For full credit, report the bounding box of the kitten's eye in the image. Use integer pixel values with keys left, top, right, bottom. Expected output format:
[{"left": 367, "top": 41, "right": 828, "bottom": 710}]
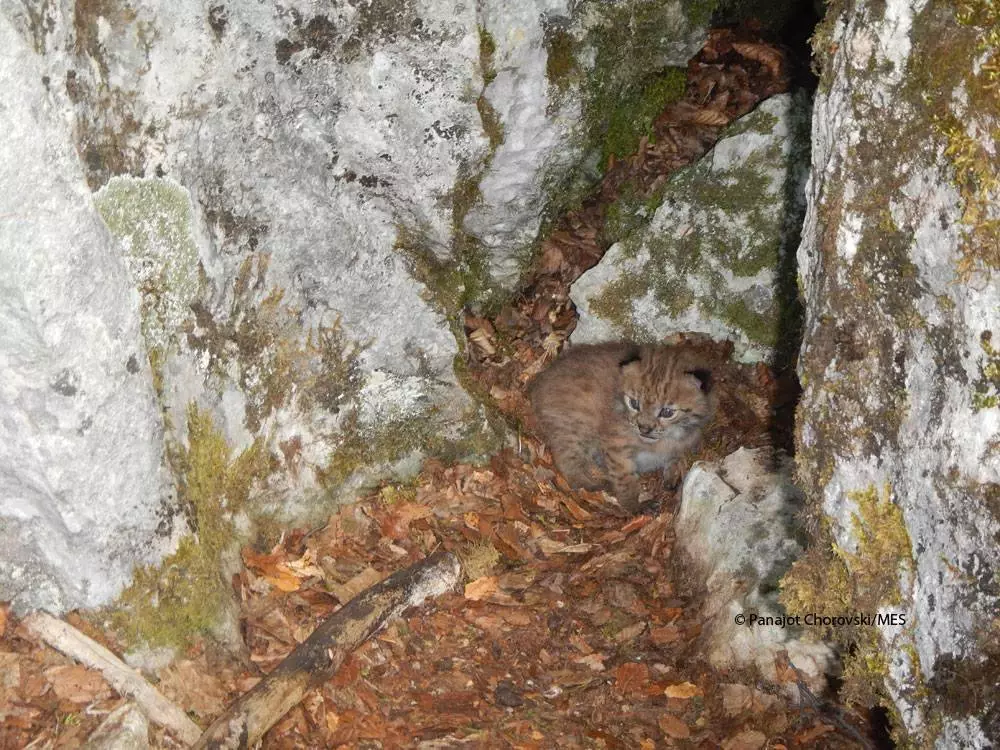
[
  {"left": 658, "top": 406, "right": 676, "bottom": 419},
  {"left": 626, "top": 396, "right": 640, "bottom": 411}
]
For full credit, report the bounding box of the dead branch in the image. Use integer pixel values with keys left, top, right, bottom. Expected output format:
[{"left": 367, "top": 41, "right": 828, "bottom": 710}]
[
  {"left": 21, "top": 612, "right": 203, "bottom": 746},
  {"left": 193, "top": 549, "right": 461, "bottom": 749}
]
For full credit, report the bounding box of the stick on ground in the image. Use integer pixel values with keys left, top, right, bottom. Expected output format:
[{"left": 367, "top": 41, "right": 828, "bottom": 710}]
[
  {"left": 21, "top": 611, "right": 203, "bottom": 746},
  {"left": 193, "top": 549, "right": 461, "bottom": 749}
]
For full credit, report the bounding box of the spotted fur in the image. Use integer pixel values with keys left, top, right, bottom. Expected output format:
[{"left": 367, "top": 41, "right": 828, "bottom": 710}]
[{"left": 529, "top": 342, "right": 714, "bottom": 513}]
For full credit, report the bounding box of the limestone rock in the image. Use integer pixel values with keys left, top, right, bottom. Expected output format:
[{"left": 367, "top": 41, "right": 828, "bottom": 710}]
[
  {"left": 571, "top": 93, "right": 811, "bottom": 362},
  {"left": 676, "top": 449, "right": 834, "bottom": 691},
  {"left": 0, "top": 16, "right": 174, "bottom": 614},
  {"left": 794, "top": 0, "right": 1000, "bottom": 744},
  {"left": 83, "top": 703, "right": 150, "bottom": 750},
  {"left": 0, "top": 0, "right": 715, "bottom": 619}
]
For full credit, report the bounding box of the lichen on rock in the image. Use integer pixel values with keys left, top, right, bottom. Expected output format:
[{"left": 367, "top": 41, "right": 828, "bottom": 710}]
[
  {"left": 571, "top": 92, "right": 811, "bottom": 362},
  {"left": 793, "top": 0, "right": 1000, "bottom": 744}
]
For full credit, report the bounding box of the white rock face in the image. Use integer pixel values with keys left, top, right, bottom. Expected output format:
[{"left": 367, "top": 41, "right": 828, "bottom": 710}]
[
  {"left": 0, "top": 0, "right": 713, "bottom": 614},
  {"left": 0, "top": 16, "right": 174, "bottom": 613},
  {"left": 571, "top": 93, "right": 811, "bottom": 362},
  {"left": 796, "top": 0, "right": 1000, "bottom": 744},
  {"left": 468, "top": 0, "right": 707, "bottom": 286},
  {"left": 677, "top": 449, "right": 834, "bottom": 691}
]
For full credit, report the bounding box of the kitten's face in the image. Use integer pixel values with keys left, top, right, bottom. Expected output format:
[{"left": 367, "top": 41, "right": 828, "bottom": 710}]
[{"left": 619, "top": 349, "right": 712, "bottom": 443}]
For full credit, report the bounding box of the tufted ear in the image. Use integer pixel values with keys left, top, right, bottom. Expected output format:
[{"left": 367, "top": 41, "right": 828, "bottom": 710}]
[
  {"left": 618, "top": 347, "right": 641, "bottom": 368},
  {"left": 686, "top": 368, "right": 712, "bottom": 393}
]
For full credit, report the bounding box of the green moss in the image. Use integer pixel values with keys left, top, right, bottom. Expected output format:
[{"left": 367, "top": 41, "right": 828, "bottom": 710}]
[
  {"left": 972, "top": 330, "right": 1000, "bottom": 411},
  {"left": 716, "top": 298, "right": 778, "bottom": 347},
  {"left": 579, "top": 0, "right": 705, "bottom": 163},
  {"left": 601, "top": 69, "right": 687, "bottom": 164},
  {"left": 682, "top": 0, "right": 722, "bottom": 26},
  {"left": 95, "top": 177, "right": 202, "bottom": 352},
  {"left": 906, "top": 1, "right": 1000, "bottom": 275},
  {"left": 781, "top": 484, "right": 913, "bottom": 719},
  {"left": 478, "top": 26, "right": 497, "bottom": 84},
  {"left": 588, "top": 273, "right": 654, "bottom": 341},
  {"left": 112, "top": 404, "right": 270, "bottom": 646},
  {"left": 319, "top": 402, "right": 500, "bottom": 491},
  {"left": 476, "top": 26, "right": 505, "bottom": 153},
  {"left": 543, "top": 22, "right": 581, "bottom": 98},
  {"left": 936, "top": 116, "right": 1000, "bottom": 274}
]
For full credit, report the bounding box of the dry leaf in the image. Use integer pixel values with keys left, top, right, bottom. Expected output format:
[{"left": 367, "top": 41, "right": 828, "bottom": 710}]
[
  {"left": 158, "top": 659, "right": 227, "bottom": 718},
  {"left": 614, "top": 622, "right": 646, "bottom": 643},
  {"left": 650, "top": 625, "right": 683, "bottom": 645},
  {"left": 44, "top": 664, "right": 110, "bottom": 703},
  {"left": 658, "top": 714, "right": 691, "bottom": 739},
  {"left": 732, "top": 42, "right": 784, "bottom": 77},
  {"left": 722, "top": 729, "right": 767, "bottom": 750},
  {"left": 689, "top": 107, "right": 731, "bottom": 126},
  {"left": 381, "top": 502, "right": 434, "bottom": 540},
  {"left": 721, "top": 683, "right": 753, "bottom": 716},
  {"left": 464, "top": 576, "right": 499, "bottom": 601},
  {"left": 664, "top": 681, "right": 702, "bottom": 699},
  {"left": 573, "top": 653, "right": 606, "bottom": 672},
  {"left": 613, "top": 662, "right": 648, "bottom": 695},
  {"left": 559, "top": 495, "right": 592, "bottom": 521}
]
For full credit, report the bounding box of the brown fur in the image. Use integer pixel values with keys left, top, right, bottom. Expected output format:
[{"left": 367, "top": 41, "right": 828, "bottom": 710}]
[{"left": 528, "top": 342, "right": 714, "bottom": 512}]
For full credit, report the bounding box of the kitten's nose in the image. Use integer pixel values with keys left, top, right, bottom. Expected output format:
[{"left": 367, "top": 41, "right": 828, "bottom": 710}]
[{"left": 639, "top": 425, "right": 655, "bottom": 437}]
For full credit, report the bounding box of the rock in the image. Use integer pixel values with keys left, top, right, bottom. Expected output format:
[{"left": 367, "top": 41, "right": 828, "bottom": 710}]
[
  {"left": 0, "top": 16, "right": 175, "bottom": 614},
  {"left": 676, "top": 448, "right": 834, "bottom": 691},
  {"left": 571, "top": 93, "right": 811, "bottom": 362},
  {"left": 0, "top": 0, "right": 715, "bottom": 624},
  {"left": 83, "top": 703, "right": 150, "bottom": 750},
  {"left": 467, "top": 1, "right": 709, "bottom": 286},
  {"left": 793, "top": 0, "right": 1000, "bottom": 744}
]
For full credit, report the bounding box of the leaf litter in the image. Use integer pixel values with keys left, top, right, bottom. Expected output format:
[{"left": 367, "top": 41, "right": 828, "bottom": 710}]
[{"left": 0, "top": 25, "right": 877, "bottom": 750}]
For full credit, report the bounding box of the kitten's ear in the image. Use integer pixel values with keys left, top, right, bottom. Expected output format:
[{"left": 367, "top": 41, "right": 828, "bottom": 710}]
[
  {"left": 686, "top": 368, "right": 712, "bottom": 393},
  {"left": 618, "top": 347, "right": 641, "bottom": 368}
]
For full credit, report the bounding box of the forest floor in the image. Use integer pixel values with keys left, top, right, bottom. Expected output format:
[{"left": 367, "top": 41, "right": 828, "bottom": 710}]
[{"left": 1, "top": 26, "right": 878, "bottom": 750}]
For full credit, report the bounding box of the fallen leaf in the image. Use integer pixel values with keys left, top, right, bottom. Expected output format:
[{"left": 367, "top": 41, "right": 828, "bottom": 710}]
[
  {"left": 664, "top": 681, "right": 702, "bottom": 699},
  {"left": 658, "top": 714, "right": 691, "bottom": 739},
  {"left": 613, "top": 662, "right": 648, "bottom": 696},
  {"left": 573, "top": 653, "right": 606, "bottom": 672},
  {"left": 557, "top": 543, "right": 595, "bottom": 555},
  {"left": 794, "top": 721, "right": 836, "bottom": 744},
  {"left": 559, "top": 494, "right": 592, "bottom": 521},
  {"left": 620, "top": 515, "right": 652, "bottom": 534},
  {"left": 615, "top": 622, "right": 646, "bottom": 643},
  {"left": 44, "top": 664, "right": 110, "bottom": 703},
  {"left": 158, "top": 659, "right": 227, "bottom": 717},
  {"left": 569, "top": 634, "right": 593, "bottom": 654},
  {"left": 722, "top": 729, "right": 767, "bottom": 750},
  {"left": 381, "top": 502, "right": 433, "bottom": 540},
  {"left": 721, "top": 683, "right": 753, "bottom": 716},
  {"left": 649, "top": 626, "right": 683, "bottom": 646},
  {"left": 464, "top": 576, "right": 499, "bottom": 601}
]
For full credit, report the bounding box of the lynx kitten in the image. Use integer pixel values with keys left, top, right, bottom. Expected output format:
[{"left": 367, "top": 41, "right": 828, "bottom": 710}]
[{"left": 529, "top": 342, "right": 714, "bottom": 512}]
